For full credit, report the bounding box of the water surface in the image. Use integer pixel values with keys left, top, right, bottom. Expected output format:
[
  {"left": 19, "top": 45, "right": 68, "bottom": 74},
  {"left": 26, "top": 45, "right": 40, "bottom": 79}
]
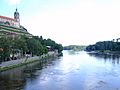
[{"left": 0, "top": 51, "right": 120, "bottom": 90}]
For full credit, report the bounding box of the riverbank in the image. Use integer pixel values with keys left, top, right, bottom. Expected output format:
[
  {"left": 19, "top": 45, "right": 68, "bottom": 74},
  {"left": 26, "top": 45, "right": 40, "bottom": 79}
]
[
  {"left": 0, "top": 51, "right": 59, "bottom": 72},
  {"left": 88, "top": 50, "right": 120, "bottom": 56}
]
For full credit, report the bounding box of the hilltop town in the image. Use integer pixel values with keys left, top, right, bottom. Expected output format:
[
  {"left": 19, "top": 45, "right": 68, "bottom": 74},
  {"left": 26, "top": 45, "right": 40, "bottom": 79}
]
[
  {"left": 0, "top": 8, "right": 32, "bottom": 37},
  {"left": 0, "top": 8, "right": 63, "bottom": 65}
]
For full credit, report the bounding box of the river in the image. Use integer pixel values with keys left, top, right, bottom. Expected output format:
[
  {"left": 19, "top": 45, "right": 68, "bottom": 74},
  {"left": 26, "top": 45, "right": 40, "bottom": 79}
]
[{"left": 0, "top": 50, "right": 120, "bottom": 90}]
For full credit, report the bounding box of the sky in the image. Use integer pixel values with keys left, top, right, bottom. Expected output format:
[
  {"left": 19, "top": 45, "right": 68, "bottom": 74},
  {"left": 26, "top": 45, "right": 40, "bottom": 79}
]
[{"left": 0, "top": 0, "right": 120, "bottom": 46}]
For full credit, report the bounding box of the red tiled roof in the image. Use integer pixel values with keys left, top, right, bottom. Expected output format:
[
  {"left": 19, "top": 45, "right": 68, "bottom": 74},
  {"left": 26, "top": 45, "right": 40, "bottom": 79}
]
[{"left": 0, "top": 15, "right": 16, "bottom": 21}]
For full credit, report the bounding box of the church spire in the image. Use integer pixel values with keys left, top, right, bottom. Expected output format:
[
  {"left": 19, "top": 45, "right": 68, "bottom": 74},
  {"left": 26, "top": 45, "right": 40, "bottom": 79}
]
[
  {"left": 16, "top": 8, "right": 17, "bottom": 12},
  {"left": 14, "top": 8, "right": 20, "bottom": 26}
]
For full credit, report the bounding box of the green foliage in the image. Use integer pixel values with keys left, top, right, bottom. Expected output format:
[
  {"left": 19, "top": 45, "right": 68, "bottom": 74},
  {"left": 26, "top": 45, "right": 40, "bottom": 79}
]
[
  {"left": 12, "top": 37, "right": 28, "bottom": 54},
  {"left": 86, "top": 41, "right": 120, "bottom": 52},
  {"left": 64, "top": 45, "right": 86, "bottom": 51},
  {"left": 0, "top": 35, "right": 63, "bottom": 62},
  {"left": 0, "top": 37, "right": 12, "bottom": 62},
  {"left": 55, "top": 44, "right": 63, "bottom": 53},
  {"left": 43, "top": 38, "right": 63, "bottom": 53},
  {"left": 26, "top": 36, "right": 48, "bottom": 56}
]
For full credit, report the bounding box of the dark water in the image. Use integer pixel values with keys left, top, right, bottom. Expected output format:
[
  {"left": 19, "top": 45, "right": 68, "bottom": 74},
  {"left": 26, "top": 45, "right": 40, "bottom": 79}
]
[{"left": 1, "top": 51, "right": 120, "bottom": 90}]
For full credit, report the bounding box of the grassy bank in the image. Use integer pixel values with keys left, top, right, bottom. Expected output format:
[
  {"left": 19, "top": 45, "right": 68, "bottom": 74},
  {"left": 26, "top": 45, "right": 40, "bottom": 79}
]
[
  {"left": 0, "top": 53, "right": 58, "bottom": 72},
  {"left": 0, "top": 60, "right": 39, "bottom": 72}
]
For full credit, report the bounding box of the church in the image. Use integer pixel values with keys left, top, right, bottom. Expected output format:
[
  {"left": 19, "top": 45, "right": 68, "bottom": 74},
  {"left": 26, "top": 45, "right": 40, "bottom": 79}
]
[
  {"left": 0, "top": 8, "right": 20, "bottom": 28},
  {"left": 0, "top": 8, "right": 32, "bottom": 37}
]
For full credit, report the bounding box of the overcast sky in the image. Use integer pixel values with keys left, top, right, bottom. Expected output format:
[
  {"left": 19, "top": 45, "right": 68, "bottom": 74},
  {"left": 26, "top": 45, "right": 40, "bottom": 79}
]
[{"left": 0, "top": 0, "right": 120, "bottom": 46}]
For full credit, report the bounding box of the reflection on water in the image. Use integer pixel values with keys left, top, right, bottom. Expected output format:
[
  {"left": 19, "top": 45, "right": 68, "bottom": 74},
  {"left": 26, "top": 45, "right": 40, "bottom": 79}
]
[
  {"left": 1, "top": 51, "right": 120, "bottom": 90},
  {"left": 67, "top": 50, "right": 79, "bottom": 55},
  {"left": 0, "top": 78, "right": 25, "bottom": 90},
  {"left": 0, "top": 58, "right": 56, "bottom": 90},
  {"left": 88, "top": 52, "right": 120, "bottom": 64}
]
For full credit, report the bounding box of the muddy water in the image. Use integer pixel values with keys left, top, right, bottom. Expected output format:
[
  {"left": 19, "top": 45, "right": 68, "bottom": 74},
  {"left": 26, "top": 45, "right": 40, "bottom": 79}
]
[{"left": 0, "top": 51, "right": 120, "bottom": 90}]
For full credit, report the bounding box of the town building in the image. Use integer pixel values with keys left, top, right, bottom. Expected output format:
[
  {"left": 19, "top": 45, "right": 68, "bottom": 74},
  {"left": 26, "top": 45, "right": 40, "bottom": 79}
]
[
  {"left": 0, "top": 8, "right": 20, "bottom": 28},
  {"left": 0, "top": 8, "right": 32, "bottom": 37}
]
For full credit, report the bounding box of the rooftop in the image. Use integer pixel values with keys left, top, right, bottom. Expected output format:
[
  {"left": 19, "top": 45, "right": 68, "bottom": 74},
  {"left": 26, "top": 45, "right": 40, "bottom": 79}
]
[{"left": 0, "top": 15, "right": 16, "bottom": 22}]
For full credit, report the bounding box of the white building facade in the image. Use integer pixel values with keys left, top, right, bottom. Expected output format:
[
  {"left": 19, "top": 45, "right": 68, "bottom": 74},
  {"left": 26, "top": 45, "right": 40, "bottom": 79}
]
[{"left": 0, "top": 9, "right": 20, "bottom": 28}]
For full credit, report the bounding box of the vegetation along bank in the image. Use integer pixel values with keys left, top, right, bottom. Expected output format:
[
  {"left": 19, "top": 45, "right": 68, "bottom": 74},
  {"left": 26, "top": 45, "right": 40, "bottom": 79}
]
[
  {"left": 0, "top": 35, "right": 63, "bottom": 71},
  {"left": 85, "top": 40, "right": 120, "bottom": 55}
]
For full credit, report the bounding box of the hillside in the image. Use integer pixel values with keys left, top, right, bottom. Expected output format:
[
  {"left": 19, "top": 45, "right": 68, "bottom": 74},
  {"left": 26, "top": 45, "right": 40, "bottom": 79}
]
[
  {"left": 0, "top": 24, "right": 32, "bottom": 37},
  {"left": 64, "top": 45, "right": 86, "bottom": 51}
]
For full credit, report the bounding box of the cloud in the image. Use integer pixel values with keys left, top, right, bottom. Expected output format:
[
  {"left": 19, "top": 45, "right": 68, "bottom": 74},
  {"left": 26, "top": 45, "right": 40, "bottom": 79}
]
[{"left": 7, "top": 0, "right": 21, "bottom": 5}]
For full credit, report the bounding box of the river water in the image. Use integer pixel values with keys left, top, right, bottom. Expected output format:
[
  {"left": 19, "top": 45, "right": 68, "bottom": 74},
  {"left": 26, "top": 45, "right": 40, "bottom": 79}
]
[{"left": 0, "top": 50, "right": 120, "bottom": 90}]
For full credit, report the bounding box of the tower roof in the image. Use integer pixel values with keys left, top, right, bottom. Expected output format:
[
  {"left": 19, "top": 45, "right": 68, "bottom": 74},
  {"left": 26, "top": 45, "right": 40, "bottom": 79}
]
[
  {"left": 14, "top": 8, "right": 19, "bottom": 15},
  {"left": 0, "top": 15, "right": 16, "bottom": 21}
]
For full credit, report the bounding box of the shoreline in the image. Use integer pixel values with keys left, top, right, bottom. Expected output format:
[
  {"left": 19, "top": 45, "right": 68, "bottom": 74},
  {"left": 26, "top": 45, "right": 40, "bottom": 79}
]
[
  {"left": 87, "top": 50, "right": 120, "bottom": 56},
  {"left": 0, "top": 51, "right": 60, "bottom": 72}
]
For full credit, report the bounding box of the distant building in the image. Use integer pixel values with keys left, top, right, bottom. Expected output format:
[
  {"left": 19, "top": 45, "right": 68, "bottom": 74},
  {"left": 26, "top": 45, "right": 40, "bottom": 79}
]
[
  {"left": 0, "top": 8, "right": 20, "bottom": 28},
  {"left": 14, "top": 8, "right": 20, "bottom": 27},
  {"left": 0, "top": 8, "right": 32, "bottom": 37}
]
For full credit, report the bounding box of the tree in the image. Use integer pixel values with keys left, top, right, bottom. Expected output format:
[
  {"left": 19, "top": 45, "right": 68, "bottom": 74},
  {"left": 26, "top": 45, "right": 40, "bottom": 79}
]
[
  {"left": 0, "top": 34, "right": 63, "bottom": 62},
  {"left": 12, "top": 36, "right": 28, "bottom": 57},
  {"left": 0, "top": 37, "right": 12, "bottom": 62},
  {"left": 86, "top": 40, "right": 120, "bottom": 52},
  {"left": 26, "top": 37, "right": 48, "bottom": 56}
]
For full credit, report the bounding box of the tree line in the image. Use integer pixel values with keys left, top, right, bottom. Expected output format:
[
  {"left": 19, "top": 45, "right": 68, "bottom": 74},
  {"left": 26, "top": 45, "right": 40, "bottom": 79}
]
[
  {"left": 0, "top": 35, "right": 63, "bottom": 63},
  {"left": 86, "top": 41, "right": 120, "bottom": 52},
  {"left": 64, "top": 45, "right": 86, "bottom": 51}
]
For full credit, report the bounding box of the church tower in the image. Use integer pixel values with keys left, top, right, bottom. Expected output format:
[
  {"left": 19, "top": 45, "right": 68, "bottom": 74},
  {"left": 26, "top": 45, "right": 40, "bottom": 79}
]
[{"left": 14, "top": 8, "right": 20, "bottom": 26}]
